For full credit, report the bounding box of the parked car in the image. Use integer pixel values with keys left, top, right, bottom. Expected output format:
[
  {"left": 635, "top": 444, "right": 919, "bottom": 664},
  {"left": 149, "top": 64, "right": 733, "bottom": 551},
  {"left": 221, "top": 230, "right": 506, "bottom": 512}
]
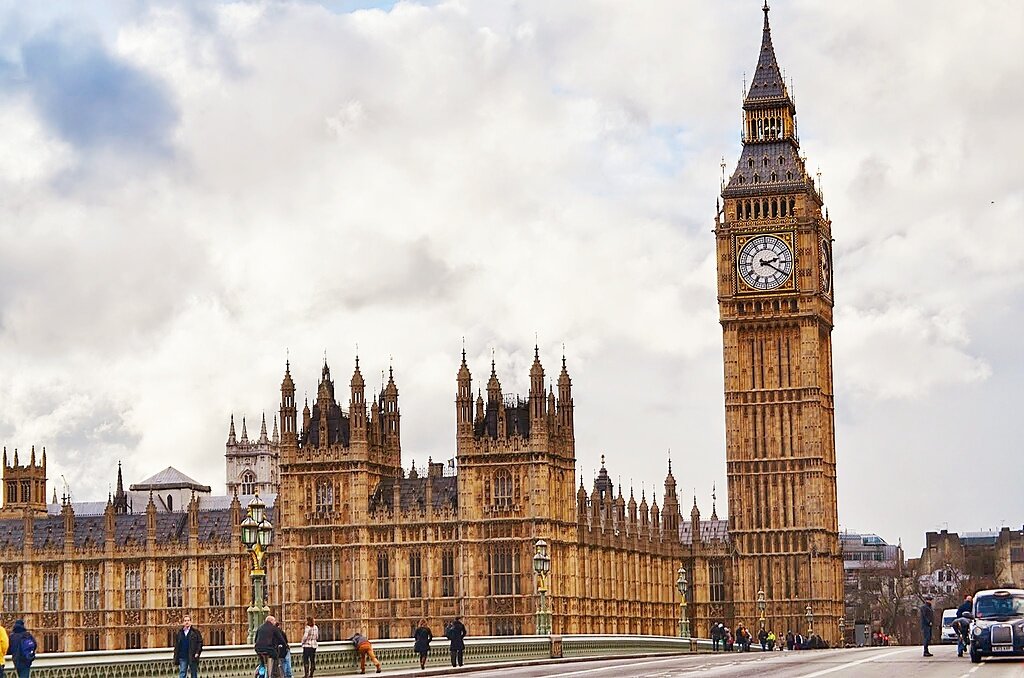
[
  {"left": 970, "top": 588, "right": 1024, "bottom": 663},
  {"left": 940, "top": 608, "right": 959, "bottom": 644}
]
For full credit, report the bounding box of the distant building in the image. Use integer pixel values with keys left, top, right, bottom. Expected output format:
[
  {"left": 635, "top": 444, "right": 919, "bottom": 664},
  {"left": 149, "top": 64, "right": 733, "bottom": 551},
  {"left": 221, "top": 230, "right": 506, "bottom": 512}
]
[{"left": 840, "top": 532, "right": 903, "bottom": 644}]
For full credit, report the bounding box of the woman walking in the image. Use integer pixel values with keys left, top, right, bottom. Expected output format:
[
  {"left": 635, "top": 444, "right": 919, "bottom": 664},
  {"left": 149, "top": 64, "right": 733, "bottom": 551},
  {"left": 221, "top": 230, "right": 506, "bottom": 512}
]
[
  {"left": 413, "top": 619, "right": 432, "bottom": 670},
  {"left": 301, "top": 617, "right": 319, "bottom": 678}
]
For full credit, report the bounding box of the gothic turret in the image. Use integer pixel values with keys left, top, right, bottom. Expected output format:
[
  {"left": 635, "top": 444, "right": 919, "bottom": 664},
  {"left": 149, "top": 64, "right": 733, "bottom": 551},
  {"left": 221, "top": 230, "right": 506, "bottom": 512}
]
[
  {"left": 350, "top": 356, "right": 367, "bottom": 443},
  {"left": 456, "top": 349, "right": 473, "bottom": 440},
  {"left": 113, "top": 461, "right": 130, "bottom": 514},
  {"left": 279, "top": 360, "right": 297, "bottom": 446},
  {"left": 529, "top": 345, "right": 545, "bottom": 424}
]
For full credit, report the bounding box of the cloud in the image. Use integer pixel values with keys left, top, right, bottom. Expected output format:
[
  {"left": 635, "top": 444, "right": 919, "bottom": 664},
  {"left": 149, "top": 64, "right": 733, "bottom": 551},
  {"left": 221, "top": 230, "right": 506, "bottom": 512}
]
[
  {"left": 0, "top": 1, "right": 1020, "bottom": 556},
  {"left": 18, "top": 27, "right": 178, "bottom": 155}
]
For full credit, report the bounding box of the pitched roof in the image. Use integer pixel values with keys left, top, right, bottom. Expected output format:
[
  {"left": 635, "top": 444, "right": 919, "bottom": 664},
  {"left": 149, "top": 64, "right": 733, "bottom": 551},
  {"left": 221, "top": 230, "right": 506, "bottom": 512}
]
[
  {"left": 129, "top": 467, "right": 211, "bottom": 493},
  {"left": 746, "top": 4, "right": 790, "bottom": 103}
]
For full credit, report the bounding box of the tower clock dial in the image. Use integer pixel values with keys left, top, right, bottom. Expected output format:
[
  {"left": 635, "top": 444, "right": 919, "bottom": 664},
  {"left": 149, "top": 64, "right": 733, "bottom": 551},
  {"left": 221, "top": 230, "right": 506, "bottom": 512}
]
[
  {"left": 820, "top": 238, "right": 832, "bottom": 295},
  {"left": 737, "top": 235, "right": 793, "bottom": 291}
]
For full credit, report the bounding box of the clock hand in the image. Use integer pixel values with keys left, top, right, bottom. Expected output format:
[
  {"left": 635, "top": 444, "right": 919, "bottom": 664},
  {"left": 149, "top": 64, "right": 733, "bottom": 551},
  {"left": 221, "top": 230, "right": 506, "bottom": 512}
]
[{"left": 765, "top": 261, "right": 788, "bottom": 275}]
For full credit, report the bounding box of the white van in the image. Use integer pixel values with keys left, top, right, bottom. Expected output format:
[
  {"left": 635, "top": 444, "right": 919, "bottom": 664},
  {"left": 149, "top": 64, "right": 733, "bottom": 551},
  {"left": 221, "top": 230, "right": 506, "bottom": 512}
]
[{"left": 940, "top": 608, "right": 959, "bottom": 644}]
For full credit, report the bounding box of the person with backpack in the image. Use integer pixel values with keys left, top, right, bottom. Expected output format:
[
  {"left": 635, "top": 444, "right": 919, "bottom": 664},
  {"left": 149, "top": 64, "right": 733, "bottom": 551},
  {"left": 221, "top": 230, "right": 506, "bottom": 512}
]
[
  {"left": 172, "top": 614, "right": 204, "bottom": 678},
  {"left": 9, "top": 619, "right": 36, "bottom": 678},
  {"left": 445, "top": 616, "right": 467, "bottom": 668}
]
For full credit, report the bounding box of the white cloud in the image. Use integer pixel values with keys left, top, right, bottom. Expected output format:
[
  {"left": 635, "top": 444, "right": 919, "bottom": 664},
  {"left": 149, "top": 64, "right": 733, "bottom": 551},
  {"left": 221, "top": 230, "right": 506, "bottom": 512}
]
[{"left": 0, "top": 1, "right": 1021, "bottom": 555}]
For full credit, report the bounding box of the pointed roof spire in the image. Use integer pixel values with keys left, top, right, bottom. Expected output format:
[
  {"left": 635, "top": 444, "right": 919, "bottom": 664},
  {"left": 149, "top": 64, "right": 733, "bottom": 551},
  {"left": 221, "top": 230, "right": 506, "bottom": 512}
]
[
  {"left": 116, "top": 461, "right": 125, "bottom": 495},
  {"left": 240, "top": 416, "right": 249, "bottom": 443},
  {"left": 259, "top": 413, "right": 269, "bottom": 443},
  {"left": 227, "top": 415, "right": 237, "bottom": 445},
  {"left": 272, "top": 415, "right": 279, "bottom": 444},
  {"left": 711, "top": 483, "right": 719, "bottom": 521},
  {"left": 746, "top": 0, "right": 789, "bottom": 102}
]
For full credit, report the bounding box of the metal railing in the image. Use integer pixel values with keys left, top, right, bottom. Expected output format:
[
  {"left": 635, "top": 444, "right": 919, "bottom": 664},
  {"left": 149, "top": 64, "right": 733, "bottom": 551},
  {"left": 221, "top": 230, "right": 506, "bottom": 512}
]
[{"left": 7, "top": 634, "right": 709, "bottom": 677}]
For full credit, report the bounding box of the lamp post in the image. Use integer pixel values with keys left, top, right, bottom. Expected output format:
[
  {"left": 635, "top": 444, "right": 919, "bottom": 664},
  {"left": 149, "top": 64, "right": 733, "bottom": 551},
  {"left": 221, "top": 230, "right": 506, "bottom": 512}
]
[
  {"left": 757, "top": 589, "right": 766, "bottom": 632},
  {"left": 675, "top": 566, "right": 689, "bottom": 638},
  {"left": 241, "top": 493, "right": 274, "bottom": 643},
  {"left": 838, "top": 616, "right": 845, "bottom": 648},
  {"left": 805, "top": 603, "right": 814, "bottom": 637},
  {"left": 532, "top": 539, "right": 552, "bottom": 635}
]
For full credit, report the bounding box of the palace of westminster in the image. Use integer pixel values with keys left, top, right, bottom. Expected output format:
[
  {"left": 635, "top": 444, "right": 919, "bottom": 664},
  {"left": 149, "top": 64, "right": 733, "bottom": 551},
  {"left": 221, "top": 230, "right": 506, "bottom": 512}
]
[{"left": 0, "top": 5, "right": 843, "bottom": 653}]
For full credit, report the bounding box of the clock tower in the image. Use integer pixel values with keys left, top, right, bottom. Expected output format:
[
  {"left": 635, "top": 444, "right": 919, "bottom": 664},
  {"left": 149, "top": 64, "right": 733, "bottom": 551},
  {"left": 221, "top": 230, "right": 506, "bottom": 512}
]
[{"left": 716, "top": 3, "right": 843, "bottom": 641}]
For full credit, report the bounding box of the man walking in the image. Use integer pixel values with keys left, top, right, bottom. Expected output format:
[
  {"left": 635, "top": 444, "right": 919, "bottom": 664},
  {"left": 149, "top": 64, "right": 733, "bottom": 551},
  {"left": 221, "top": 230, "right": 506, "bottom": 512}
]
[
  {"left": 955, "top": 594, "right": 973, "bottom": 658},
  {"left": 445, "top": 616, "right": 467, "bottom": 667},
  {"left": 173, "top": 614, "right": 204, "bottom": 678},
  {"left": 920, "top": 595, "right": 935, "bottom": 657},
  {"left": 255, "top": 615, "right": 288, "bottom": 678}
]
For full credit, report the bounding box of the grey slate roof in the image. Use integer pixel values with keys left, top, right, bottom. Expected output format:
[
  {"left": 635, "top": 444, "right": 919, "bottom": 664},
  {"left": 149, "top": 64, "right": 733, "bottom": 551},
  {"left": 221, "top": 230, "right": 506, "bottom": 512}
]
[
  {"left": 0, "top": 507, "right": 245, "bottom": 550},
  {"left": 746, "top": 7, "right": 789, "bottom": 103},
  {"left": 369, "top": 475, "right": 459, "bottom": 513},
  {"left": 678, "top": 519, "right": 730, "bottom": 545},
  {"left": 723, "top": 140, "right": 810, "bottom": 197},
  {"left": 130, "top": 466, "right": 212, "bottom": 492}
]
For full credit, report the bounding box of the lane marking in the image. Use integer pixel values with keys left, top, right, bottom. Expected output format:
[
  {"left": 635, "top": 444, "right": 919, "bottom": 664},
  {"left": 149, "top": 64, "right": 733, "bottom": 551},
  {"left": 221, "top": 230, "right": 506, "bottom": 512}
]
[
  {"left": 791, "top": 649, "right": 913, "bottom": 678},
  {"left": 536, "top": 653, "right": 769, "bottom": 677},
  {"left": 969, "top": 668, "right": 980, "bottom": 674}
]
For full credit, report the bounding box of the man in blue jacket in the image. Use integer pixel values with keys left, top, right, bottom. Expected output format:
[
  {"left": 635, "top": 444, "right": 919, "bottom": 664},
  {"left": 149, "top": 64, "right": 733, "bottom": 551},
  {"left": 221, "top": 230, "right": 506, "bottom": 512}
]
[
  {"left": 8, "top": 619, "right": 36, "bottom": 678},
  {"left": 172, "top": 614, "right": 204, "bottom": 678}
]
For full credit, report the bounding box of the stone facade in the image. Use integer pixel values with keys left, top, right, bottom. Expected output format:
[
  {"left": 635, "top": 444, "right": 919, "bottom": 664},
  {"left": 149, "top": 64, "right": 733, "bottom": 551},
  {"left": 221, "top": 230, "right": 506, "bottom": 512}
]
[
  {"left": 715, "top": 3, "right": 844, "bottom": 642},
  {"left": 0, "top": 3, "right": 842, "bottom": 652}
]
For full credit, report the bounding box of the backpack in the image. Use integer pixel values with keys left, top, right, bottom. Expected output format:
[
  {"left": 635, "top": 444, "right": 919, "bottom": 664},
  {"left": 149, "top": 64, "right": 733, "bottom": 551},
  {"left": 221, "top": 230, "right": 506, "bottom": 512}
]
[
  {"left": 254, "top": 662, "right": 267, "bottom": 678},
  {"left": 19, "top": 633, "right": 36, "bottom": 663}
]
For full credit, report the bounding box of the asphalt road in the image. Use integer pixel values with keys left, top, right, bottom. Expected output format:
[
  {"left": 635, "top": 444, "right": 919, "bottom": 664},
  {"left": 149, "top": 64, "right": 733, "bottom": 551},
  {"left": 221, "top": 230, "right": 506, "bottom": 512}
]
[{"left": 343, "top": 644, "right": 1024, "bottom": 677}]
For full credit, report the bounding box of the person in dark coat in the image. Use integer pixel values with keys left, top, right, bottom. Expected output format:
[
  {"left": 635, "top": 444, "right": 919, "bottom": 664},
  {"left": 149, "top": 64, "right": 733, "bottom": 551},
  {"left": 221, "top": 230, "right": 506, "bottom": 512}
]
[
  {"left": 920, "top": 595, "right": 935, "bottom": 657},
  {"left": 758, "top": 627, "right": 768, "bottom": 651},
  {"left": 172, "top": 614, "right": 204, "bottom": 678},
  {"left": 8, "top": 619, "right": 36, "bottom": 678},
  {"left": 785, "top": 630, "right": 794, "bottom": 651},
  {"left": 275, "top": 620, "right": 293, "bottom": 678},
  {"left": 445, "top": 616, "right": 467, "bottom": 667},
  {"left": 413, "top": 618, "right": 432, "bottom": 670},
  {"left": 254, "top": 615, "right": 288, "bottom": 678}
]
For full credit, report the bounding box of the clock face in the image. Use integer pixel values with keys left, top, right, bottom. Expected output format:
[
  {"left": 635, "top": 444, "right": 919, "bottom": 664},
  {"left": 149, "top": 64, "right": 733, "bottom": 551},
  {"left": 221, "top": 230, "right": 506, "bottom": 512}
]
[
  {"left": 820, "top": 239, "right": 832, "bottom": 295},
  {"left": 737, "top": 235, "right": 793, "bottom": 291}
]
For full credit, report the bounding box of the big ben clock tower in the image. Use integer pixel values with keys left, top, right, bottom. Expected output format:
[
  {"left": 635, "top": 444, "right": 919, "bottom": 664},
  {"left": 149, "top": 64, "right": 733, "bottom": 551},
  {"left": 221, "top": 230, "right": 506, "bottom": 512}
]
[{"left": 716, "top": 2, "right": 843, "bottom": 641}]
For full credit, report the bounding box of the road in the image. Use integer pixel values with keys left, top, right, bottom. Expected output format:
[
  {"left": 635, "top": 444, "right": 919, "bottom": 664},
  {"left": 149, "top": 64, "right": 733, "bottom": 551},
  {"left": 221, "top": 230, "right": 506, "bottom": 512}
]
[{"left": 355, "top": 645, "right": 1024, "bottom": 677}]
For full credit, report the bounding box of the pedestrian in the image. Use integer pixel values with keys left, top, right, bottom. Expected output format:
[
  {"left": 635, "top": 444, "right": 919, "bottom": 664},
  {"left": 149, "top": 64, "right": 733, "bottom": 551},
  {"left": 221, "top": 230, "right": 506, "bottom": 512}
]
[
  {"left": 758, "top": 627, "right": 768, "bottom": 651},
  {"left": 920, "top": 595, "right": 935, "bottom": 657},
  {"left": 794, "top": 632, "right": 804, "bottom": 650},
  {"left": 0, "top": 619, "right": 9, "bottom": 678},
  {"left": 347, "top": 632, "right": 382, "bottom": 674},
  {"left": 955, "top": 595, "right": 973, "bottom": 658},
  {"left": 724, "top": 629, "right": 733, "bottom": 652},
  {"left": 275, "top": 620, "right": 293, "bottom": 678},
  {"left": 254, "top": 615, "right": 287, "bottom": 678},
  {"left": 734, "top": 624, "right": 743, "bottom": 651},
  {"left": 301, "top": 617, "right": 319, "bottom": 678},
  {"left": 767, "top": 630, "right": 776, "bottom": 651},
  {"left": 8, "top": 619, "right": 36, "bottom": 678},
  {"left": 172, "top": 614, "right": 204, "bottom": 678},
  {"left": 413, "top": 618, "right": 432, "bottom": 670},
  {"left": 785, "top": 630, "right": 794, "bottom": 651},
  {"left": 710, "top": 623, "right": 720, "bottom": 651},
  {"left": 445, "top": 615, "right": 467, "bottom": 668}
]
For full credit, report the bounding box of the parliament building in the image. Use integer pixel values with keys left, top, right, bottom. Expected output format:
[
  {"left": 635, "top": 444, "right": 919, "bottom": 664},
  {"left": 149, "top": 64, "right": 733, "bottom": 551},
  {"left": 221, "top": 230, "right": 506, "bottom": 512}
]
[{"left": 0, "top": 4, "right": 842, "bottom": 652}]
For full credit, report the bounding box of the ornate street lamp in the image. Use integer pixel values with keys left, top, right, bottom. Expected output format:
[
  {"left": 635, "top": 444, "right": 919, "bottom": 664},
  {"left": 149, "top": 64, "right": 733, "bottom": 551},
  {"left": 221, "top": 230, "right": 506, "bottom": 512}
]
[
  {"left": 838, "top": 616, "right": 845, "bottom": 647},
  {"left": 757, "top": 589, "right": 766, "bottom": 631},
  {"left": 675, "top": 566, "right": 689, "bottom": 638},
  {"left": 532, "top": 539, "right": 552, "bottom": 635},
  {"left": 805, "top": 603, "right": 814, "bottom": 636},
  {"left": 241, "top": 493, "right": 273, "bottom": 643}
]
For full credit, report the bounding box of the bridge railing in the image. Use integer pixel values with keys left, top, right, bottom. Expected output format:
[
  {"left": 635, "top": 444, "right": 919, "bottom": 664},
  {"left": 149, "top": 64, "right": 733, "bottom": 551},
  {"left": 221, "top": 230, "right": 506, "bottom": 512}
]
[{"left": 10, "top": 634, "right": 709, "bottom": 677}]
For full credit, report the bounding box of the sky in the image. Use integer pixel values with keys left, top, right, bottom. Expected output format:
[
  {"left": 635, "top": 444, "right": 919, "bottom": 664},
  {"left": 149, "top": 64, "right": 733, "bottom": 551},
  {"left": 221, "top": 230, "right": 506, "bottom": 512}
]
[{"left": 0, "top": 0, "right": 1020, "bottom": 556}]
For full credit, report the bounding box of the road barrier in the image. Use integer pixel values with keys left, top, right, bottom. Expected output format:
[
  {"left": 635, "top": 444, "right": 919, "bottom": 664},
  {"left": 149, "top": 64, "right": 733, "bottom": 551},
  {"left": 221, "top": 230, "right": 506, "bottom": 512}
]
[{"left": 8, "top": 634, "right": 709, "bottom": 677}]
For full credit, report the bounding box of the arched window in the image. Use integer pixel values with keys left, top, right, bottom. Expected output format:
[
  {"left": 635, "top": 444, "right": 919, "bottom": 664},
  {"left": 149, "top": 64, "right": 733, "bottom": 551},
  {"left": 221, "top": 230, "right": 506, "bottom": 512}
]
[
  {"left": 763, "top": 157, "right": 769, "bottom": 167},
  {"left": 167, "top": 495, "right": 173, "bottom": 511},
  {"left": 494, "top": 470, "right": 513, "bottom": 508},
  {"left": 316, "top": 478, "right": 334, "bottom": 513},
  {"left": 240, "top": 471, "right": 257, "bottom": 496},
  {"left": 770, "top": 172, "right": 777, "bottom": 183}
]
